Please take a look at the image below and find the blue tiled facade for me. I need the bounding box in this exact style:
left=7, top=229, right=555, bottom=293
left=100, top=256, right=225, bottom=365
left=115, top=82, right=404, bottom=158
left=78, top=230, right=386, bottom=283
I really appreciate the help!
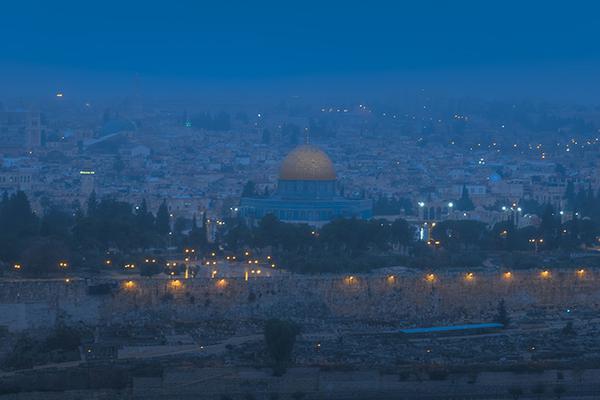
left=240, top=195, right=372, bottom=226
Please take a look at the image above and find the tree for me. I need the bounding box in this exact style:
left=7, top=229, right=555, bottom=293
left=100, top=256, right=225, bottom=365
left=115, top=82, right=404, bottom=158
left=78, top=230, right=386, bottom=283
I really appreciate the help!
left=155, top=200, right=170, bottom=235
left=86, top=191, right=98, bottom=216
left=0, top=191, right=39, bottom=262
left=188, top=214, right=208, bottom=250
left=40, top=207, right=73, bottom=239
left=561, top=321, right=576, bottom=336
left=564, top=180, right=575, bottom=211
left=135, top=199, right=156, bottom=248
left=242, top=181, right=257, bottom=197
left=264, top=319, right=300, bottom=376
left=1, top=190, right=38, bottom=236
left=223, top=217, right=251, bottom=251
left=136, top=199, right=155, bottom=231
left=390, top=218, right=414, bottom=247
left=20, top=237, right=70, bottom=277
left=539, top=204, right=560, bottom=248
left=431, top=220, right=487, bottom=251
left=455, top=185, right=475, bottom=211
left=494, top=299, right=510, bottom=327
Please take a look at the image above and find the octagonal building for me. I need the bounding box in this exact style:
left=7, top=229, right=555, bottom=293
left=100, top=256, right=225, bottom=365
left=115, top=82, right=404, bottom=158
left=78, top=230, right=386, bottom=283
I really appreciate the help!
left=240, top=145, right=372, bottom=226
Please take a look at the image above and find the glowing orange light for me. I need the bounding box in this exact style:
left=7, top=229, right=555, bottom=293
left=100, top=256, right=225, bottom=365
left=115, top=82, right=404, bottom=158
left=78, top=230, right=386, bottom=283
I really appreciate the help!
left=387, top=275, right=396, bottom=284
left=216, top=279, right=227, bottom=288
left=576, top=269, right=586, bottom=278
left=464, top=272, right=475, bottom=282
left=540, top=270, right=551, bottom=279
left=503, top=271, right=513, bottom=280
left=425, top=273, right=436, bottom=283
left=124, top=280, right=136, bottom=289
left=170, top=280, right=182, bottom=289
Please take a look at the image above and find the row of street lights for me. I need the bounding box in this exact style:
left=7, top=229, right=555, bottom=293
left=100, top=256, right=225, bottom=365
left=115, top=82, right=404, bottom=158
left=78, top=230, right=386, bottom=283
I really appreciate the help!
left=344, top=269, right=588, bottom=286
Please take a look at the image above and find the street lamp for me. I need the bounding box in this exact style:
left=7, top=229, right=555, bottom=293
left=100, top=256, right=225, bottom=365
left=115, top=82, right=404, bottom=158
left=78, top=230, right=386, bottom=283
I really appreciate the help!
left=540, top=270, right=551, bottom=279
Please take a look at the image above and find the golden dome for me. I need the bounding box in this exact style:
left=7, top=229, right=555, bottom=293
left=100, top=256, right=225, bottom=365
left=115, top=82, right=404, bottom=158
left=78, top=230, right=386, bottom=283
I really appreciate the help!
left=279, top=145, right=336, bottom=181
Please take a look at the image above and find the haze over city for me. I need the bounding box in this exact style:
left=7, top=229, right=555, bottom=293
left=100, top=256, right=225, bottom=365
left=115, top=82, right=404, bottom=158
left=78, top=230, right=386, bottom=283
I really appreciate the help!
left=2, top=1, right=600, bottom=399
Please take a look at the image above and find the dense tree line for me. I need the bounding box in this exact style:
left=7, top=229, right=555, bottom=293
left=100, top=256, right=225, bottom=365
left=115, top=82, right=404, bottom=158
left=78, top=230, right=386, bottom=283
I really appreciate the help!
left=223, top=214, right=414, bottom=273
left=0, top=191, right=207, bottom=275
left=430, top=206, right=598, bottom=253
left=4, top=183, right=600, bottom=276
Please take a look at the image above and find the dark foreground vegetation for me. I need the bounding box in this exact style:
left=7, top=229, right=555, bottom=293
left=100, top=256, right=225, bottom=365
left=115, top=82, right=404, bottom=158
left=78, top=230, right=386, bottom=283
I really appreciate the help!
left=2, top=188, right=600, bottom=276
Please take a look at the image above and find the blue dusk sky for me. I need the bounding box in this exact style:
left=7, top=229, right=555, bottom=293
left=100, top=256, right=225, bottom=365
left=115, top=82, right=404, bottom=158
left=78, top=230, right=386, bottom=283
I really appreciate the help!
left=1, top=0, right=599, bottom=101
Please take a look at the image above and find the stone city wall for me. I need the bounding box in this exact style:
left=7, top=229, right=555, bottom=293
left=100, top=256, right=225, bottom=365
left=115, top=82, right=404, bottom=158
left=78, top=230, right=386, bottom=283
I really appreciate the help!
left=0, top=269, right=599, bottom=331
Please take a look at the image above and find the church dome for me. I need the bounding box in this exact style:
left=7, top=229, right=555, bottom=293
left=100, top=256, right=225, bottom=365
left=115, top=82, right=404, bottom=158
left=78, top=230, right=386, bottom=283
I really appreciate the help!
left=279, top=145, right=336, bottom=181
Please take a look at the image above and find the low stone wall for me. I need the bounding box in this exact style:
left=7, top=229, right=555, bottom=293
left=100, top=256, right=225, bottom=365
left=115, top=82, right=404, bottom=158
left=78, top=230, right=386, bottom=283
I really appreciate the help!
left=0, top=269, right=599, bottom=331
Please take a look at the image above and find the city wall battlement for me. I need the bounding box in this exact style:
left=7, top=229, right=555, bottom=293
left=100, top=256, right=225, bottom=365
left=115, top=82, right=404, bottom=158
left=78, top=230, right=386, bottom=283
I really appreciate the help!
left=1, top=270, right=599, bottom=331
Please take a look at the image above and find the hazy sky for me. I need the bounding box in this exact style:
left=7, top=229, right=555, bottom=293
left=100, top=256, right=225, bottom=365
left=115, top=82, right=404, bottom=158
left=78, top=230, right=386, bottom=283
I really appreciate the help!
left=2, top=1, right=600, bottom=101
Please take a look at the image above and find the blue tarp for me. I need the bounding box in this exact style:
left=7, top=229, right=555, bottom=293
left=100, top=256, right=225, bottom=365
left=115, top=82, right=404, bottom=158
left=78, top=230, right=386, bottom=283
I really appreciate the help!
left=399, top=323, right=504, bottom=334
